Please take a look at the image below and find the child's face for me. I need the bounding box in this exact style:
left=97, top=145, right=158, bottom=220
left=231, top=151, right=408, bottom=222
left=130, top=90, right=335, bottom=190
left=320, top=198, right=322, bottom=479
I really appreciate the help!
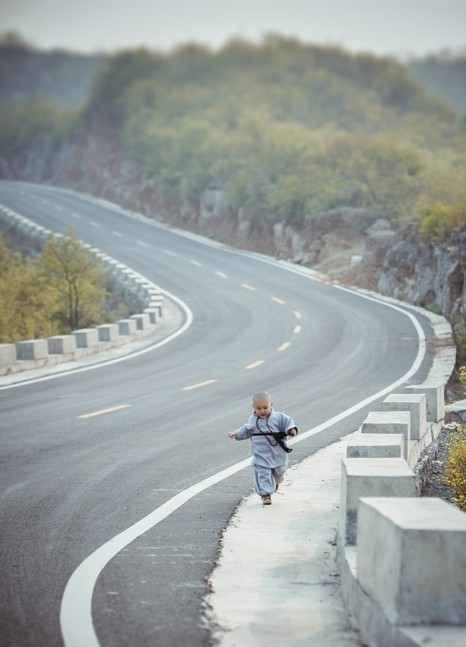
left=253, top=398, right=272, bottom=418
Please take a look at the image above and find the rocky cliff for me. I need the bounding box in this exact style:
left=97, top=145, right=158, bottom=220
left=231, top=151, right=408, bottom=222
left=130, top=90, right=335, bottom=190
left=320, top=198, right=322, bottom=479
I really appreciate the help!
left=2, top=125, right=466, bottom=340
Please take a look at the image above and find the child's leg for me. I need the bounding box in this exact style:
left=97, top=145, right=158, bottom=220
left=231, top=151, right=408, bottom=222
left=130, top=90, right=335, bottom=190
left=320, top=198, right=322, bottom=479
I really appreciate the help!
left=272, top=464, right=287, bottom=489
left=253, top=463, right=275, bottom=496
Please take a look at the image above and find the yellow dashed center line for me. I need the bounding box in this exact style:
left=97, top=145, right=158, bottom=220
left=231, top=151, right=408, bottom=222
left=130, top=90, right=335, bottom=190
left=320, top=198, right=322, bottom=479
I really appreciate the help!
left=294, top=311, right=302, bottom=319
left=245, top=360, right=265, bottom=370
left=215, top=271, right=228, bottom=279
left=190, top=260, right=203, bottom=266
left=242, top=283, right=256, bottom=291
left=293, top=325, right=302, bottom=334
left=271, top=297, right=285, bottom=305
left=182, top=379, right=217, bottom=391
left=77, top=404, right=131, bottom=419
left=112, top=230, right=123, bottom=237
left=277, top=342, right=290, bottom=352
left=137, top=240, right=149, bottom=248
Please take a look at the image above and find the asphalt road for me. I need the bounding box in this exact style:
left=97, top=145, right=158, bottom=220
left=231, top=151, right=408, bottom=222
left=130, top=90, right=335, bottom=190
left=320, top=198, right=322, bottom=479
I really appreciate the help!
left=0, top=180, right=434, bottom=647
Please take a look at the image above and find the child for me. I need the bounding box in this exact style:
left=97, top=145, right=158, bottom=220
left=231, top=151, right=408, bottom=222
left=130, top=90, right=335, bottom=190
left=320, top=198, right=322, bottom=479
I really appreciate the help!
left=228, top=391, right=298, bottom=505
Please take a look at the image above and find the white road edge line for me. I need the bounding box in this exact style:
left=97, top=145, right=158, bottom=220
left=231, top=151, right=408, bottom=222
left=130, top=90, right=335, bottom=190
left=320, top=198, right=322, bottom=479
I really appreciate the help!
left=60, top=296, right=426, bottom=647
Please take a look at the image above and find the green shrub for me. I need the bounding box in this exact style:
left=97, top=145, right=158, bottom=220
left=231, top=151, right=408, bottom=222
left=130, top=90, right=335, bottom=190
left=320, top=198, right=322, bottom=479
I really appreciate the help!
left=442, top=425, right=466, bottom=511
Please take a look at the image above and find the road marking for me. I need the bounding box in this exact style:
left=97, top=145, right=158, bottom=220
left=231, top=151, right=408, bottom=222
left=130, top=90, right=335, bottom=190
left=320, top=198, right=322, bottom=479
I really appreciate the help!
left=70, top=212, right=81, bottom=219
left=245, top=360, right=264, bottom=369
left=190, top=260, right=202, bottom=266
left=293, top=325, right=302, bottom=334
left=137, top=240, right=149, bottom=248
left=271, top=297, right=285, bottom=305
left=181, top=379, right=217, bottom=391
left=112, top=230, right=123, bottom=237
left=55, top=204, right=63, bottom=211
left=242, top=283, right=256, bottom=291
left=164, top=250, right=178, bottom=257
left=90, top=222, right=100, bottom=228
left=294, top=310, right=302, bottom=319
left=77, top=404, right=131, bottom=419
left=277, top=342, right=290, bottom=352
left=215, top=271, right=228, bottom=279
left=41, top=199, right=50, bottom=205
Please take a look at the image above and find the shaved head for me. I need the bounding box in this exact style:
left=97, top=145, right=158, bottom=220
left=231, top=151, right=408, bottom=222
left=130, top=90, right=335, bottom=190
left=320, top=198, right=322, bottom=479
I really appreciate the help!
left=253, top=391, right=272, bottom=404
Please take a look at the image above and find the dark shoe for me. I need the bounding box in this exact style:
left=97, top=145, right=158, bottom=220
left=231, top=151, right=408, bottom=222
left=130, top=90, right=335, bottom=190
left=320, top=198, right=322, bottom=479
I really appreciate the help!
left=261, top=495, right=272, bottom=505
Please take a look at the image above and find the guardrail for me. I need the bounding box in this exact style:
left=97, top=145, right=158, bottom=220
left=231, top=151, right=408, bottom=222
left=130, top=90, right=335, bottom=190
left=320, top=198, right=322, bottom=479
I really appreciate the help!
left=0, top=204, right=164, bottom=375
left=338, top=339, right=466, bottom=647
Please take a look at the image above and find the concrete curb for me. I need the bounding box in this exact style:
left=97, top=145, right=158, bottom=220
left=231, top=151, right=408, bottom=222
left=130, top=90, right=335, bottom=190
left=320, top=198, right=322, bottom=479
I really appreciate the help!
left=0, top=203, right=164, bottom=375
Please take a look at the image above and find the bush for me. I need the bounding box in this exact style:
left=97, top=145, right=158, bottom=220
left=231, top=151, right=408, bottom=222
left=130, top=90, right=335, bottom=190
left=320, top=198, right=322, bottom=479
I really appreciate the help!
left=442, top=425, right=466, bottom=511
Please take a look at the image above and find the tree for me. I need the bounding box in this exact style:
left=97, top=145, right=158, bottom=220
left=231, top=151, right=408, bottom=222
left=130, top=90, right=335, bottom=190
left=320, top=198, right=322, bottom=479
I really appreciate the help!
left=40, top=229, right=108, bottom=331
left=0, top=235, right=55, bottom=342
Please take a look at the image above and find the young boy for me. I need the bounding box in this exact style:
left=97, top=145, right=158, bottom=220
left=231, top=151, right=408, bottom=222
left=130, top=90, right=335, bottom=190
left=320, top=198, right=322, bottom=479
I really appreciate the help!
left=228, top=391, right=298, bottom=505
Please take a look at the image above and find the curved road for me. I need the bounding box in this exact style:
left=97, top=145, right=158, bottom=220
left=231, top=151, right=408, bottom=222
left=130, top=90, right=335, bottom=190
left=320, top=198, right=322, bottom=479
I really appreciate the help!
left=0, top=180, right=433, bottom=647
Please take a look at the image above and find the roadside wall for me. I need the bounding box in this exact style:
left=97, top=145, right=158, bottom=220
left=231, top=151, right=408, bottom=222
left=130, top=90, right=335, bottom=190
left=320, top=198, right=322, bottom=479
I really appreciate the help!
left=0, top=203, right=164, bottom=375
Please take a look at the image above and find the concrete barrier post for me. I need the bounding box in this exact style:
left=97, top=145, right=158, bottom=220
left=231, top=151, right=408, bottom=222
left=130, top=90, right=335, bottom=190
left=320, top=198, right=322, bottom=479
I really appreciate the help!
left=97, top=324, right=119, bottom=342
left=405, top=383, right=445, bottom=422
left=130, top=313, right=151, bottom=331
left=16, top=339, right=48, bottom=360
left=346, top=433, right=404, bottom=459
left=382, top=393, right=427, bottom=440
left=361, top=411, right=411, bottom=458
left=117, top=319, right=137, bottom=336
left=73, top=328, right=99, bottom=348
left=47, top=335, right=77, bottom=354
left=143, top=308, right=159, bottom=325
left=340, top=458, right=416, bottom=546
left=0, top=343, right=17, bottom=367
left=357, top=497, right=466, bottom=625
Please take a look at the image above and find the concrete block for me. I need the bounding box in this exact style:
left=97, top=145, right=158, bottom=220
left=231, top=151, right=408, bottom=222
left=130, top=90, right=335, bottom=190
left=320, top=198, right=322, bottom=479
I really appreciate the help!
left=147, top=301, right=163, bottom=316
left=47, top=335, right=77, bottom=354
left=361, top=411, right=410, bottom=458
left=130, top=313, right=150, bottom=331
left=0, top=343, right=17, bottom=367
left=405, top=383, right=445, bottom=422
left=340, top=458, right=416, bottom=546
left=357, top=497, right=466, bottom=625
left=73, top=328, right=99, bottom=348
left=143, top=308, right=159, bottom=325
left=97, top=324, right=119, bottom=342
left=382, top=393, right=426, bottom=440
left=16, top=339, right=48, bottom=360
left=346, top=433, right=404, bottom=459
left=117, top=319, right=137, bottom=336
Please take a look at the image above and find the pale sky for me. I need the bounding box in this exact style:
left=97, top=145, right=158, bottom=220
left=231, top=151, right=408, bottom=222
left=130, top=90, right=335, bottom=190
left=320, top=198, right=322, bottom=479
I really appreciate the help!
left=0, top=0, right=465, bottom=57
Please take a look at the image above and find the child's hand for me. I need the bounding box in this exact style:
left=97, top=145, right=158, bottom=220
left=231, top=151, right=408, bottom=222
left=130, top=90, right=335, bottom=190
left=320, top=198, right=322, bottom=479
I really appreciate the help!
left=288, top=428, right=297, bottom=437
left=228, top=432, right=236, bottom=439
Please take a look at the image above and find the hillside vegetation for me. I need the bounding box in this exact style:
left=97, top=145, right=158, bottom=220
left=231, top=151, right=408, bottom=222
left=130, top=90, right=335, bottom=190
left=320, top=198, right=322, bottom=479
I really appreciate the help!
left=1, top=36, right=465, bottom=238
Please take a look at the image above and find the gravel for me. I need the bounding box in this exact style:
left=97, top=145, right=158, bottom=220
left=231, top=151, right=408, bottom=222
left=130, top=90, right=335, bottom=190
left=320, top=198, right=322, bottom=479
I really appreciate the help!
left=416, top=425, right=457, bottom=504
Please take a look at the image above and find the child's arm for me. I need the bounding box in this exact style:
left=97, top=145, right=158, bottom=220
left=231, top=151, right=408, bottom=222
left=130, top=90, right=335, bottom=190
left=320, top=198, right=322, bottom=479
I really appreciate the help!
left=228, top=425, right=251, bottom=440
